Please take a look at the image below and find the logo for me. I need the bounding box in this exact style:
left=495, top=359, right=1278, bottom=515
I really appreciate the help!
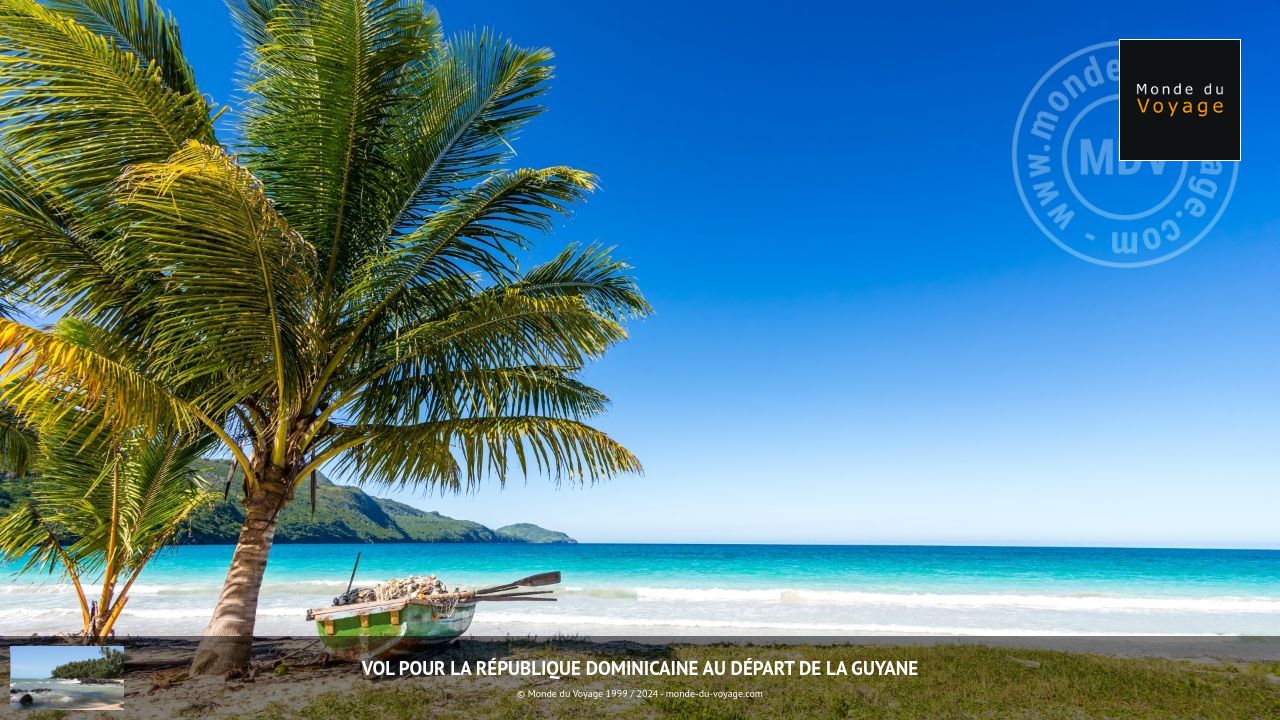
left=1012, top=42, right=1237, bottom=267
left=1119, top=39, right=1240, bottom=161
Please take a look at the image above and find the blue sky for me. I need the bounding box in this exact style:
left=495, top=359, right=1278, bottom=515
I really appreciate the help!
left=160, top=1, right=1277, bottom=547
left=8, top=645, right=120, bottom=679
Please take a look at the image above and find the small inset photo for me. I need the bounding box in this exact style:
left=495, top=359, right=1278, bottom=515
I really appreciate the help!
left=8, top=645, right=124, bottom=712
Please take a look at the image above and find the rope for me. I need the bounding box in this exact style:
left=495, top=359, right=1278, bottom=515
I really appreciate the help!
left=433, top=593, right=459, bottom=618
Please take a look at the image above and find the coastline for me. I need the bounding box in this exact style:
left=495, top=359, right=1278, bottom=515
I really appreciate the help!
left=7, top=677, right=125, bottom=713
left=5, top=543, right=1277, bottom=637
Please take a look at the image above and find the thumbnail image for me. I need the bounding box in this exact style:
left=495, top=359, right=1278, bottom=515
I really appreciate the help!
left=8, top=646, right=123, bottom=712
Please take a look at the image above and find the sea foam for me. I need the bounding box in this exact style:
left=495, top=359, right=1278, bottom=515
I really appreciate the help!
left=613, top=587, right=1280, bottom=613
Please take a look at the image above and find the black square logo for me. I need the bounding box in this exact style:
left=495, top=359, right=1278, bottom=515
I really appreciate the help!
left=1119, top=39, right=1240, bottom=161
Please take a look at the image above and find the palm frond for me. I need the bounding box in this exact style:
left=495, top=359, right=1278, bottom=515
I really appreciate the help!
left=0, top=149, right=130, bottom=318
left=336, top=416, right=641, bottom=493
left=41, top=0, right=203, bottom=96
left=511, top=244, right=653, bottom=321
left=8, top=416, right=216, bottom=581
left=343, top=291, right=626, bottom=425
left=0, top=502, right=65, bottom=576
left=236, top=0, right=441, bottom=299
left=0, top=228, right=31, bottom=462
left=52, top=429, right=216, bottom=568
left=0, top=317, right=191, bottom=436
left=115, top=141, right=317, bottom=407
left=348, top=363, right=613, bottom=440
left=380, top=29, right=555, bottom=236
left=375, top=245, right=647, bottom=379
left=339, top=166, right=599, bottom=340
left=0, top=248, right=18, bottom=319
left=225, top=0, right=286, bottom=49
left=0, top=0, right=213, bottom=206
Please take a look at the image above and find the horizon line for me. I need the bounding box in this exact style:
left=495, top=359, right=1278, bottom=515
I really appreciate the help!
left=171, top=540, right=1280, bottom=552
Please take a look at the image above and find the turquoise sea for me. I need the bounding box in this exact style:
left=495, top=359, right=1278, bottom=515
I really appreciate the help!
left=7, top=678, right=123, bottom=711
left=2, top=545, right=1278, bottom=636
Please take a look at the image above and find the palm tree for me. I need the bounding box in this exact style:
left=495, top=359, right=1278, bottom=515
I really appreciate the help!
left=0, top=0, right=647, bottom=673
left=0, top=300, right=214, bottom=644
left=0, top=392, right=216, bottom=642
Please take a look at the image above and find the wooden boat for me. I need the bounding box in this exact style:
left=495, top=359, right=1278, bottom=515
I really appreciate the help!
left=306, top=594, right=478, bottom=662
left=306, top=571, right=559, bottom=661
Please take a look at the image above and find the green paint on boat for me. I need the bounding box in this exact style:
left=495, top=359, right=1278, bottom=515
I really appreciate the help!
left=311, top=598, right=476, bottom=661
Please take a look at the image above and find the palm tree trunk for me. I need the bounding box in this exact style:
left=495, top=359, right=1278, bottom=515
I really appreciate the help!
left=54, top=545, right=92, bottom=636
left=95, top=459, right=121, bottom=640
left=98, top=560, right=147, bottom=640
left=189, top=469, right=292, bottom=675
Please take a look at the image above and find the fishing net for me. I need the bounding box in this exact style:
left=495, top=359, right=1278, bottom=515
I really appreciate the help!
left=433, top=593, right=460, bottom=618
left=332, top=575, right=449, bottom=606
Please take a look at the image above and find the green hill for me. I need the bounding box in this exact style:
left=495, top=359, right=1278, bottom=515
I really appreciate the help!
left=496, top=523, right=577, bottom=544
left=0, top=463, right=575, bottom=545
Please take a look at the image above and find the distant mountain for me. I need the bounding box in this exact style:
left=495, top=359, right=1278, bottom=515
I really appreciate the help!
left=376, top=497, right=502, bottom=543
left=0, top=463, right=575, bottom=545
left=496, top=523, right=577, bottom=544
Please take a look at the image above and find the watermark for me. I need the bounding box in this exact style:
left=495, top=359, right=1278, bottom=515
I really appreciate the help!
left=1012, top=42, right=1238, bottom=267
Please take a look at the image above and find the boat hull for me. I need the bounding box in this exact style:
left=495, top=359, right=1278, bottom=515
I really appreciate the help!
left=312, top=599, right=476, bottom=661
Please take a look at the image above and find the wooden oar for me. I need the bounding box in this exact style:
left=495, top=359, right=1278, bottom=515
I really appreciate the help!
left=474, top=595, right=557, bottom=602
left=474, top=571, right=560, bottom=596
left=345, top=552, right=362, bottom=594
left=474, top=590, right=554, bottom=599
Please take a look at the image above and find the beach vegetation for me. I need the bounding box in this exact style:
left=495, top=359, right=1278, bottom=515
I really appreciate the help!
left=1, top=296, right=215, bottom=643
left=0, top=0, right=646, bottom=673
left=0, top=399, right=216, bottom=640
left=49, top=646, right=125, bottom=680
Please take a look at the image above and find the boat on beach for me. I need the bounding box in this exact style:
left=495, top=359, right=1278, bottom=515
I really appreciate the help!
left=307, top=595, right=478, bottom=661
left=305, top=571, right=560, bottom=661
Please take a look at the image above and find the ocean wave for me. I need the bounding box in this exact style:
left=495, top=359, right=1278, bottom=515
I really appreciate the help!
left=606, top=587, right=1280, bottom=613
left=7, top=579, right=1279, bottom=611
left=123, top=607, right=212, bottom=619
left=129, top=580, right=348, bottom=596
left=560, top=586, right=642, bottom=599
left=0, top=579, right=365, bottom=599
left=127, top=605, right=305, bottom=619
left=0, top=607, right=79, bottom=620
left=473, top=611, right=1199, bottom=636
left=0, top=583, right=80, bottom=594
left=0, top=582, right=215, bottom=596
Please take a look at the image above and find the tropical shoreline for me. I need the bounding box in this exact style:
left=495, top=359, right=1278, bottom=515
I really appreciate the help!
left=7, top=678, right=125, bottom=712
left=6, top=543, right=1278, bottom=638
